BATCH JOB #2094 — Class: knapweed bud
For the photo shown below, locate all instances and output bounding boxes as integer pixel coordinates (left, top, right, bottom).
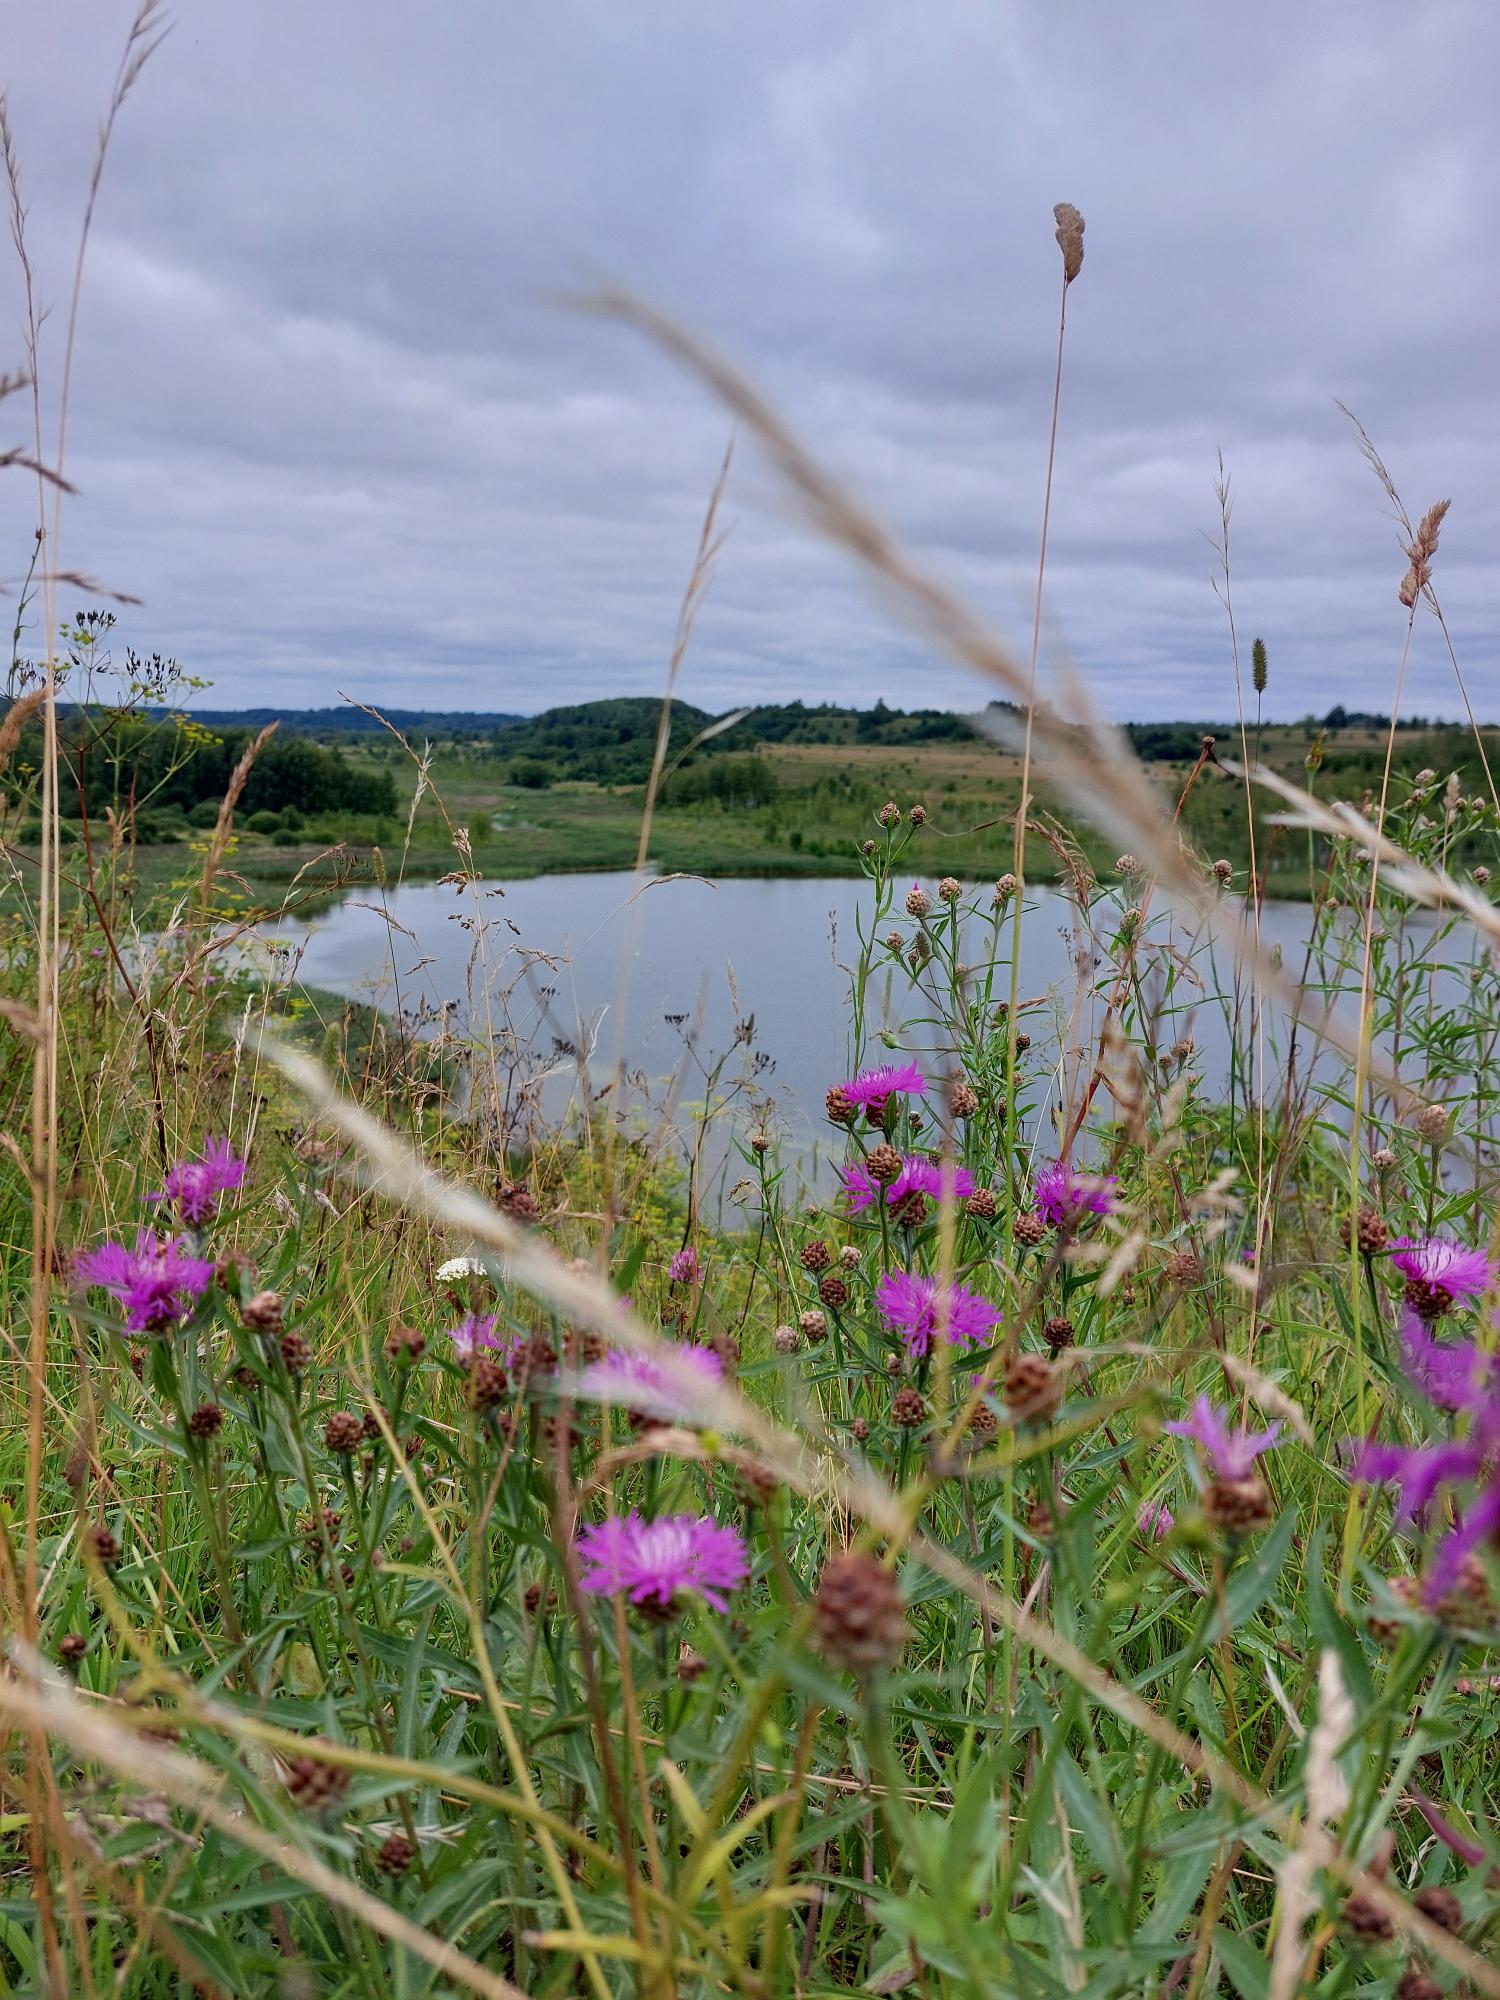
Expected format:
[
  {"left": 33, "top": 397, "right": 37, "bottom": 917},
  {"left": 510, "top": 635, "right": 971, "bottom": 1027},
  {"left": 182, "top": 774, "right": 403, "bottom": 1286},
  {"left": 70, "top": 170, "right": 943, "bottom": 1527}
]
[
  {"left": 1340, "top": 1888, "right": 1395, "bottom": 1946},
  {"left": 839, "top": 1244, "right": 860, "bottom": 1269},
  {"left": 187, "top": 1402, "right": 224, "bottom": 1439},
  {"left": 1114, "top": 853, "right": 1140, "bottom": 876},
  {"left": 798, "top": 1309, "right": 827, "bottom": 1345},
  {"left": 909, "top": 804, "right": 927, "bottom": 826},
  {"left": 750, "top": 1131, "right": 770, "bottom": 1154},
  {"left": 812, "top": 1552, "right": 909, "bottom": 1673},
  {"left": 968, "top": 1401, "right": 998, "bottom": 1442},
  {"left": 825, "top": 1085, "right": 855, "bottom": 1126},
  {"left": 862, "top": 839, "right": 876, "bottom": 857},
  {"left": 800, "top": 1241, "right": 831, "bottom": 1273},
  {"left": 279, "top": 1329, "right": 311, "bottom": 1371},
  {"left": 467, "top": 1357, "right": 509, "bottom": 1411},
  {"left": 993, "top": 872, "right": 1018, "bottom": 905},
  {"left": 1163, "top": 1250, "right": 1202, "bottom": 1287},
  {"left": 966, "top": 1187, "right": 997, "bottom": 1222},
  {"left": 1366, "top": 1575, "right": 1418, "bottom": 1644},
  {"left": 818, "top": 1274, "right": 850, "bottom": 1310},
  {"left": 773, "top": 1324, "right": 800, "bottom": 1354},
  {"left": 324, "top": 1411, "right": 364, "bottom": 1455},
  {"left": 376, "top": 1830, "right": 416, "bottom": 1877},
  {"left": 242, "top": 1290, "right": 285, "bottom": 1333},
  {"left": 1004, "top": 1352, "right": 1061, "bottom": 1423},
  {"left": 1338, "top": 1205, "right": 1388, "bottom": 1256},
  {"left": 1413, "top": 1103, "right": 1450, "bottom": 1146},
  {"left": 1204, "top": 1474, "right": 1274, "bottom": 1536},
  {"left": 1014, "top": 1211, "right": 1046, "bottom": 1247},
  {"left": 1474, "top": 864, "right": 1491, "bottom": 886},
  {"left": 86, "top": 1524, "right": 121, "bottom": 1568},
  {"left": 1412, "top": 1885, "right": 1463, "bottom": 1935},
  {"left": 1042, "top": 1315, "right": 1074, "bottom": 1352},
  {"left": 385, "top": 1323, "right": 426, "bottom": 1364},
  {"left": 905, "top": 884, "right": 931, "bottom": 919},
  {"left": 1371, "top": 1146, "right": 1397, "bottom": 1170},
  {"left": 1395, "top": 1968, "right": 1442, "bottom": 2000},
  {"left": 877, "top": 801, "right": 900, "bottom": 827},
  {"left": 938, "top": 875, "right": 960, "bottom": 903},
  {"left": 58, "top": 1632, "right": 87, "bottom": 1666},
  {"left": 1211, "top": 858, "right": 1233, "bottom": 884},
  {"left": 866, "top": 1143, "right": 903, "bottom": 1184},
  {"left": 283, "top": 1750, "right": 350, "bottom": 1811},
  {"left": 948, "top": 1080, "right": 978, "bottom": 1118},
  {"left": 891, "top": 1386, "right": 925, "bottom": 1428}
]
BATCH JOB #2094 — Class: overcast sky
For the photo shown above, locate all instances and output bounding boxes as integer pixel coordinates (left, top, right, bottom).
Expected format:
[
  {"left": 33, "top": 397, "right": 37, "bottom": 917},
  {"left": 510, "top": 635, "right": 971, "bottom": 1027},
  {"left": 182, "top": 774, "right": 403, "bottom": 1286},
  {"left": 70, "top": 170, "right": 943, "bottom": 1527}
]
[{"left": 3, "top": 2, "right": 1496, "bottom": 720}]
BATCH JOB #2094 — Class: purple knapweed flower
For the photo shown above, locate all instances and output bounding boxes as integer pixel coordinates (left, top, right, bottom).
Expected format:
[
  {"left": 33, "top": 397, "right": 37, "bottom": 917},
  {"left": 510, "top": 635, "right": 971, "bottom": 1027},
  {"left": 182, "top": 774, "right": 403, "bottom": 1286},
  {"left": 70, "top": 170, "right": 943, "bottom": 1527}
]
[
  {"left": 1137, "top": 1498, "right": 1175, "bottom": 1541},
  {"left": 1165, "top": 1397, "right": 1282, "bottom": 1480},
  {"left": 842, "top": 1061, "right": 927, "bottom": 1119},
  {"left": 875, "top": 1270, "right": 1001, "bottom": 1360},
  {"left": 576, "top": 1343, "right": 723, "bottom": 1422},
  {"left": 668, "top": 1247, "right": 701, "bottom": 1286},
  {"left": 1034, "top": 1161, "right": 1118, "bottom": 1229},
  {"left": 575, "top": 1510, "right": 749, "bottom": 1613},
  {"left": 447, "top": 1313, "right": 504, "bottom": 1362},
  {"left": 1350, "top": 1313, "right": 1500, "bottom": 1601},
  {"left": 151, "top": 1137, "right": 247, "bottom": 1226},
  {"left": 841, "top": 1155, "right": 976, "bottom": 1215},
  {"left": 1389, "top": 1236, "right": 1495, "bottom": 1311},
  {"left": 74, "top": 1230, "right": 215, "bottom": 1333}
]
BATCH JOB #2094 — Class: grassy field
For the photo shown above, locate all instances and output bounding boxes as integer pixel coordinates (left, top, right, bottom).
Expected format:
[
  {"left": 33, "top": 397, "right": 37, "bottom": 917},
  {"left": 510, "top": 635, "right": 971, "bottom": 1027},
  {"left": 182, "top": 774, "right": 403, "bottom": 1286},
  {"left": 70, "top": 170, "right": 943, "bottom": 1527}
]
[{"left": 75, "top": 717, "right": 1499, "bottom": 912}]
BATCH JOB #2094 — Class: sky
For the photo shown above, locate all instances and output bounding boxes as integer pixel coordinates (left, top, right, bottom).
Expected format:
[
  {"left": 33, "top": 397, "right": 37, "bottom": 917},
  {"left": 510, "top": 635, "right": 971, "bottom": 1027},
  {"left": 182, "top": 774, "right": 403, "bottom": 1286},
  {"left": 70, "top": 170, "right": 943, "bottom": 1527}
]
[{"left": 2, "top": 1, "right": 1496, "bottom": 721}]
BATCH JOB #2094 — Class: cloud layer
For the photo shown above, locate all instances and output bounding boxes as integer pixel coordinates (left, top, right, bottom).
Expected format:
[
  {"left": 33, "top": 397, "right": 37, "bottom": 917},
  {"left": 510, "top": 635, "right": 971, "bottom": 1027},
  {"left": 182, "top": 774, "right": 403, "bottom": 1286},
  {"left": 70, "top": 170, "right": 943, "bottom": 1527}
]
[{"left": 3, "top": 0, "right": 1496, "bottom": 719}]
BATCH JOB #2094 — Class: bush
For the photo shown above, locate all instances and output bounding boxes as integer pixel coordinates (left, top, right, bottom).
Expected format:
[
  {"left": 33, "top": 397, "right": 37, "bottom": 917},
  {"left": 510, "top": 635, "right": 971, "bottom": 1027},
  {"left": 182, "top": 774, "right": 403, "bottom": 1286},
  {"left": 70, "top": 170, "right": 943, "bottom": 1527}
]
[{"left": 245, "top": 810, "right": 281, "bottom": 836}]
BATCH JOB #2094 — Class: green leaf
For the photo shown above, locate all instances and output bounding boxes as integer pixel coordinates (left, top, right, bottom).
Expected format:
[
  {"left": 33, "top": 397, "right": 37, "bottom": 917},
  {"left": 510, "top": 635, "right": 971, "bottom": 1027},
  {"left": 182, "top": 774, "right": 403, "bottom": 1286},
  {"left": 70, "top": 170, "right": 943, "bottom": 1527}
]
[{"left": 1214, "top": 1924, "right": 1270, "bottom": 1999}]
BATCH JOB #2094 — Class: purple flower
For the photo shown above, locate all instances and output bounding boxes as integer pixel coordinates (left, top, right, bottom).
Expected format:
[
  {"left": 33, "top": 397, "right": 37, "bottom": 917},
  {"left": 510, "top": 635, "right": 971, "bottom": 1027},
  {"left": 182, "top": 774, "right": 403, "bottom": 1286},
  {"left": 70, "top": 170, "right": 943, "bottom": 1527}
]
[
  {"left": 841, "top": 1155, "right": 976, "bottom": 1215},
  {"left": 74, "top": 1230, "right": 215, "bottom": 1333},
  {"left": 1165, "top": 1397, "right": 1282, "bottom": 1480},
  {"left": 668, "top": 1247, "right": 701, "bottom": 1286},
  {"left": 576, "top": 1343, "right": 723, "bottom": 1422},
  {"left": 151, "top": 1137, "right": 247, "bottom": 1226},
  {"left": 576, "top": 1511, "right": 749, "bottom": 1613},
  {"left": 875, "top": 1270, "right": 1001, "bottom": 1359},
  {"left": 842, "top": 1061, "right": 927, "bottom": 1117},
  {"left": 447, "top": 1313, "right": 503, "bottom": 1362},
  {"left": 1350, "top": 1312, "right": 1500, "bottom": 1601},
  {"left": 1137, "top": 1498, "right": 1175, "bottom": 1541},
  {"left": 1034, "top": 1161, "right": 1118, "bottom": 1228},
  {"left": 1389, "top": 1236, "right": 1495, "bottom": 1306}
]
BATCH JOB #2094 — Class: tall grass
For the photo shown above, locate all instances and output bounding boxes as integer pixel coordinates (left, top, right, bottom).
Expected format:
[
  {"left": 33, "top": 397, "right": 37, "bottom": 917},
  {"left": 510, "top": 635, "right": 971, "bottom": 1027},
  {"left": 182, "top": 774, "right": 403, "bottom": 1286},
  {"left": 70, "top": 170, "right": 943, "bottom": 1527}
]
[{"left": 1, "top": 46, "right": 1498, "bottom": 2000}]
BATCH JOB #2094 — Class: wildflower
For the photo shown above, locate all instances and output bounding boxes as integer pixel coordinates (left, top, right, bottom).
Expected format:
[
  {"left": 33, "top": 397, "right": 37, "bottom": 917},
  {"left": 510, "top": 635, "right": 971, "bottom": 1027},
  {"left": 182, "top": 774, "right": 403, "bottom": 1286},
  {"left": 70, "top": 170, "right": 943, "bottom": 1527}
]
[
  {"left": 1138, "top": 1498, "right": 1174, "bottom": 1541},
  {"left": 1350, "top": 1315, "right": 1500, "bottom": 1601},
  {"left": 575, "top": 1511, "right": 748, "bottom": 1615},
  {"left": 1165, "top": 1397, "right": 1282, "bottom": 1480},
  {"left": 1167, "top": 1396, "right": 1281, "bottom": 1535},
  {"left": 842, "top": 1155, "right": 976, "bottom": 1216},
  {"left": 875, "top": 1270, "right": 1000, "bottom": 1360},
  {"left": 668, "top": 1247, "right": 701, "bottom": 1286},
  {"left": 841, "top": 1060, "right": 927, "bottom": 1121},
  {"left": 75, "top": 1231, "right": 214, "bottom": 1334},
  {"left": 447, "top": 1313, "right": 504, "bottom": 1362},
  {"left": 575, "top": 1343, "right": 723, "bottom": 1423},
  {"left": 1389, "top": 1235, "right": 1494, "bottom": 1318},
  {"left": 1033, "top": 1161, "right": 1118, "bottom": 1229},
  {"left": 150, "top": 1137, "right": 247, "bottom": 1227},
  {"left": 435, "top": 1254, "right": 486, "bottom": 1283}
]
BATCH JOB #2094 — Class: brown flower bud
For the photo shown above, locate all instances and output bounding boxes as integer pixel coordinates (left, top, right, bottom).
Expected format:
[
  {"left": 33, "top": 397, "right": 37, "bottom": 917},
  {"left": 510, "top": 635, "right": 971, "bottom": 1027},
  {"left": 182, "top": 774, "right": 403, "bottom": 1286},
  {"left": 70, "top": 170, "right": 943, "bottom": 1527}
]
[
  {"left": 58, "top": 1633, "right": 87, "bottom": 1666},
  {"left": 1014, "top": 1211, "right": 1045, "bottom": 1247},
  {"left": 468, "top": 1357, "right": 509, "bottom": 1411},
  {"left": 966, "top": 1187, "right": 997, "bottom": 1222},
  {"left": 86, "top": 1524, "right": 120, "bottom": 1568},
  {"left": 1163, "top": 1250, "right": 1202, "bottom": 1287},
  {"left": 891, "top": 1386, "right": 925, "bottom": 1428},
  {"left": 1395, "top": 1967, "right": 1443, "bottom": 2000},
  {"left": 818, "top": 1274, "right": 849, "bottom": 1310},
  {"left": 909, "top": 804, "right": 927, "bottom": 825},
  {"left": 186, "top": 1402, "right": 224, "bottom": 1439},
  {"left": 812, "top": 1552, "right": 909, "bottom": 1673},
  {"left": 1412, "top": 1885, "right": 1463, "bottom": 1935},
  {"left": 800, "top": 1241, "right": 831, "bottom": 1273},
  {"left": 905, "top": 885, "right": 931, "bottom": 918},
  {"left": 825, "top": 1085, "right": 855, "bottom": 1126},
  {"left": 279, "top": 1330, "right": 311, "bottom": 1371},
  {"left": 798, "top": 1309, "right": 827, "bottom": 1345},
  {"left": 948, "top": 1081, "right": 979, "bottom": 1118},
  {"left": 1204, "top": 1474, "right": 1274, "bottom": 1536},
  {"left": 938, "top": 875, "right": 961, "bottom": 903},
  {"left": 877, "top": 801, "right": 900, "bottom": 827},
  {"left": 376, "top": 1830, "right": 416, "bottom": 1876},
  {"left": 1042, "top": 1315, "right": 1075, "bottom": 1353},
  {"left": 323, "top": 1411, "right": 364, "bottom": 1455},
  {"left": 772, "top": 1324, "right": 800, "bottom": 1354},
  {"left": 1211, "top": 858, "right": 1233, "bottom": 884},
  {"left": 242, "top": 1290, "right": 285, "bottom": 1333},
  {"left": 866, "top": 1143, "right": 903, "bottom": 1185},
  {"left": 1340, "top": 1889, "right": 1395, "bottom": 1946},
  {"left": 1413, "top": 1103, "right": 1450, "bottom": 1146},
  {"left": 850, "top": 1416, "right": 870, "bottom": 1443},
  {"left": 1004, "top": 1352, "right": 1061, "bottom": 1424},
  {"left": 385, "top": 1323, "right": 426, "bottom": 1363},
  {"left": 283, "top": 1749, "right": 349, "bottom": 1811}
]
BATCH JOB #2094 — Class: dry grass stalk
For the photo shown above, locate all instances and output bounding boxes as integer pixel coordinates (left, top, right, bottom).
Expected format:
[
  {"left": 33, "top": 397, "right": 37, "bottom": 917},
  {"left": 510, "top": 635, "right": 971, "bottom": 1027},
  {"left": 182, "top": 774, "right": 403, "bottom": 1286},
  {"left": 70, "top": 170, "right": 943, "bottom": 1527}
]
[
  {"left": 1398, "top": 496, "right": 1450, "bottom": 608},
  {"left": 0, "top": 684, "right": 47, "bottom": 775},
  {"left": 196, "top": 721, "right": 279, "bottom": 920},
  {"left": 1053, "top": 201, "right": 1085, "bottom": 283}
]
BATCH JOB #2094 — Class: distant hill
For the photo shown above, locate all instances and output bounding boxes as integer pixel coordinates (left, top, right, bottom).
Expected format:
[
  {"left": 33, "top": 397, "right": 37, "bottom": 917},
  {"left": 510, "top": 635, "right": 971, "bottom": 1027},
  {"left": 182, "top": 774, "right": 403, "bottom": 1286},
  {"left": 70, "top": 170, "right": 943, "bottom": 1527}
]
[{"left": 145, "top": 705, "right": 523, "bottom": 737}]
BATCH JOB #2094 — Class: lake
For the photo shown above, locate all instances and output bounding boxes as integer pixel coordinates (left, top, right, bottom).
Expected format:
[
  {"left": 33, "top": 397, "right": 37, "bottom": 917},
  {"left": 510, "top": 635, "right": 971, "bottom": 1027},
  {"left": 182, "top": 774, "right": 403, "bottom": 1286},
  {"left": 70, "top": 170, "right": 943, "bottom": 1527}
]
[{"left": 253, "top": 870, "right": 1436, "bottom": 1196}]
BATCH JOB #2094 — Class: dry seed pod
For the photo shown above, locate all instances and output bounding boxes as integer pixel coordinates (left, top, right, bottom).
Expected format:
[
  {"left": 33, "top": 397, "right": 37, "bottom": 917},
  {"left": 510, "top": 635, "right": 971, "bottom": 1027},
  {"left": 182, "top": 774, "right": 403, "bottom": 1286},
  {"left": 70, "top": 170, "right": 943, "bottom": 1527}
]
[{"left": 1053, "top": 202, "right": 1085, "bottom": 283}]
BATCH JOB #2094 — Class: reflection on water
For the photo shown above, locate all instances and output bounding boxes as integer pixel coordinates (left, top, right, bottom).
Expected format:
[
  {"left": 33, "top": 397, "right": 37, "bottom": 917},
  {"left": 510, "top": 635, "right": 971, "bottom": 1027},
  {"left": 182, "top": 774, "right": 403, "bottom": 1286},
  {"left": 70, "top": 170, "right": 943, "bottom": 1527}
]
[{"left": 255, "top": 871, "right": 1493, "bottom": 1196}]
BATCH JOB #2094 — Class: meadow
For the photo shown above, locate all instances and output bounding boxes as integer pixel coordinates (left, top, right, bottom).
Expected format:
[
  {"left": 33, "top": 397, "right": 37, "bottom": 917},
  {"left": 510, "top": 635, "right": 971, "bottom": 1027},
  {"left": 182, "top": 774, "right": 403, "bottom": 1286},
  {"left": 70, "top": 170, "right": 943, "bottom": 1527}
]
[{"left": 2, "top": 62, "right": 1499, "bottom": 2000}]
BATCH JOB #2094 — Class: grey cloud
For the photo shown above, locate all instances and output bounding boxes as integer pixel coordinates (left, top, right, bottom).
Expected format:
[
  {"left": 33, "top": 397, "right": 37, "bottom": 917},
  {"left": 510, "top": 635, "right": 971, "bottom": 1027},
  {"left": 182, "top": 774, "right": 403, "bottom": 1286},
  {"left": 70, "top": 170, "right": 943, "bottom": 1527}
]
[{"left": 1, "top": 0, "right": 1495, "bottom": 718}]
